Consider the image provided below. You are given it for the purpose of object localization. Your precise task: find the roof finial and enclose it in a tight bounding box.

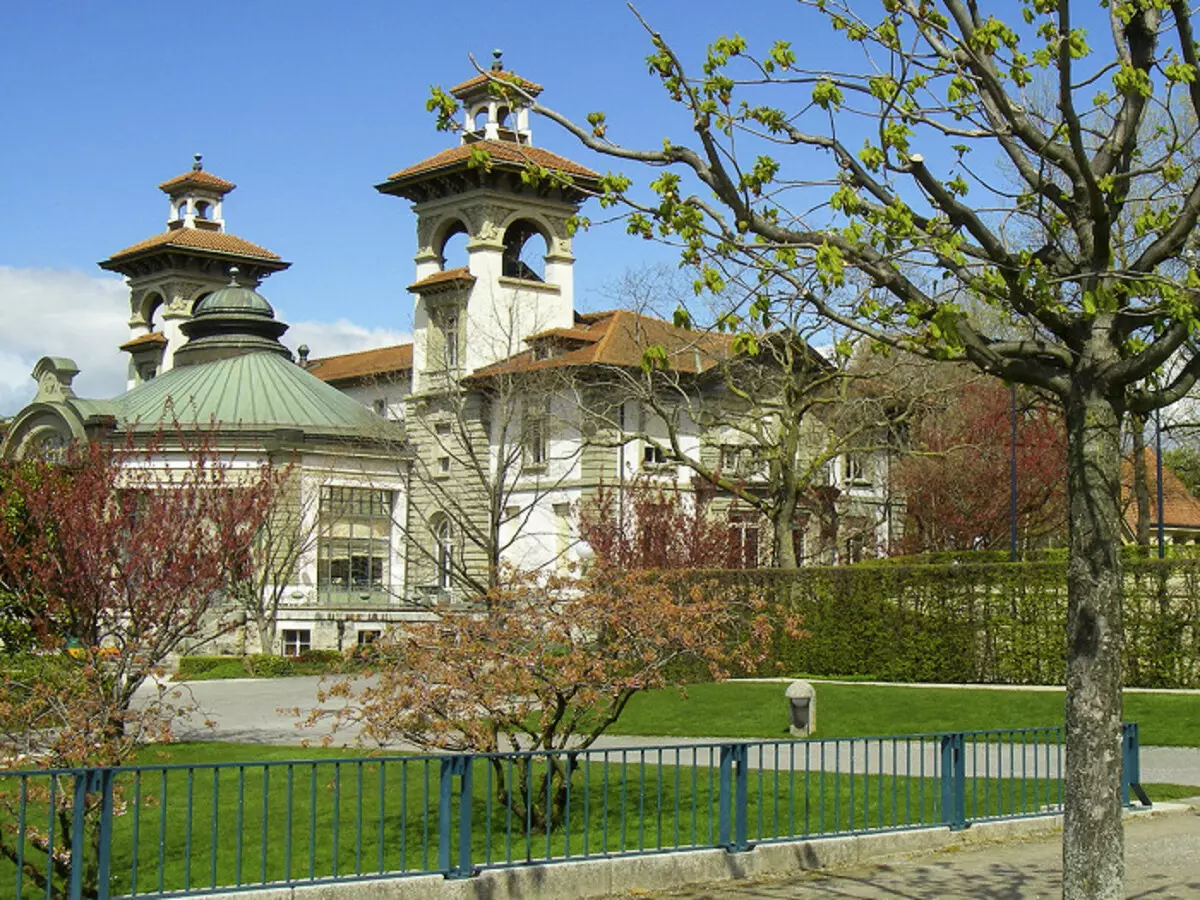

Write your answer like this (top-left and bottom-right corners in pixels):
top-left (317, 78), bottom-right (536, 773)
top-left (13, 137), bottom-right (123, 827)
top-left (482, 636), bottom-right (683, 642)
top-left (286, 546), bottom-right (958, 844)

top-left (297, 344), bottom-right (310, 365)
top-left (192, 153), bottom-right (203, 171)
top-left (491, 49), bottom-right (503, 71)
top-left (228, 266), bottom-right (240, 286)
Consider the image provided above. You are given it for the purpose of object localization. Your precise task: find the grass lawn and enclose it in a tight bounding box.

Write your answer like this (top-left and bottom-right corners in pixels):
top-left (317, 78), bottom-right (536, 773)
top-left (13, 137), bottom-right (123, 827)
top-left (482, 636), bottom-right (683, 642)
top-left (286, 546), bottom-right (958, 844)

top-left (608, 681), bottom-right (1200, 747)
top-left (10, 740), bottom-right (1191, 897)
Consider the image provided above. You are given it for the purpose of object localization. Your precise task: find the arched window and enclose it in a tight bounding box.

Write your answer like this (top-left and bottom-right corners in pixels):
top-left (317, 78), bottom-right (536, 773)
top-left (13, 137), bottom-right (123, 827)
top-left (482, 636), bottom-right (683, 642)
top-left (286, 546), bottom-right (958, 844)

top-left (195, 200), bottom-right (212, 220)
top-left (176, 201), bottom-right (189, 220)
top-left (437, 220), bottom-right (469, 271)
top-left (434, 518), bottom-right (455, 589)
top-left (496, 105), bottom-right (510, 128)
top-left (501, 219), bottom-right (548, 281)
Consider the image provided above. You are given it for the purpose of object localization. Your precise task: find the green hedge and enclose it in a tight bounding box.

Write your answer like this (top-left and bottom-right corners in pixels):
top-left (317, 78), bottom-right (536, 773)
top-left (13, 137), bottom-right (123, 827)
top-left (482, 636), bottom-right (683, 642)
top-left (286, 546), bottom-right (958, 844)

top-left (701, 558), bottom-right (1200, 688)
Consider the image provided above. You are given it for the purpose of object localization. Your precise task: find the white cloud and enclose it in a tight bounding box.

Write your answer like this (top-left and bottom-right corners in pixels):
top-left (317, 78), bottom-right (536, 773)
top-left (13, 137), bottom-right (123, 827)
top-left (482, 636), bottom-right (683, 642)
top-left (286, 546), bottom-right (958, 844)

top-left (0, 268), bottom-right (411, 417)
top-left (279, 316), bottom-right (410, 362)
top-left (0, 267), bottom-right (129, 415)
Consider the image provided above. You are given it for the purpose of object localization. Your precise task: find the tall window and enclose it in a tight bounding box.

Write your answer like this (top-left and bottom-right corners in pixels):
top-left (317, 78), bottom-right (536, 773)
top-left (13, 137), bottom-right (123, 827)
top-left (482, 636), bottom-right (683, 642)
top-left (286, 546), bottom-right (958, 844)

top-left (524, 399), bottom-right (550, 468)
top-left (435, 518), bottom-right (455, 589)
top-left (317, 487), bottom-right (392, 601)
top-left (443, 314), bottom-right (459, 369)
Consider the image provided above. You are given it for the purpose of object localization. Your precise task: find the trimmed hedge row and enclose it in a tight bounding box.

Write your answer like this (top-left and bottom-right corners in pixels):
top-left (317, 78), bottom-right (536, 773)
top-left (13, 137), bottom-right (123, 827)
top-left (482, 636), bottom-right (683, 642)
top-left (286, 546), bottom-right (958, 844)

top-left (705, 558), bottom-right (1200, 688)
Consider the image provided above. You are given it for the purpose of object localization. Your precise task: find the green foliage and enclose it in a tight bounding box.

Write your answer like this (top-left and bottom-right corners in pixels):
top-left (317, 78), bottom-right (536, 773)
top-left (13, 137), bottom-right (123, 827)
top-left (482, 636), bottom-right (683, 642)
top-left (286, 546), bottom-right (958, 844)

top-left (1164, 447), bottom-right (1200, 500)
top-left (695, 558), bottom-right (1200, 689)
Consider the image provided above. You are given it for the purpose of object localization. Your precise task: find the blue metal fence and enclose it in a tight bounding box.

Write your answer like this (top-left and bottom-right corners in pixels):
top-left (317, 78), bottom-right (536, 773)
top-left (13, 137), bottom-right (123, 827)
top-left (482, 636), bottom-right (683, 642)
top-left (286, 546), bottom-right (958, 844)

top-left (0, 724), bottom-right (1149, 899)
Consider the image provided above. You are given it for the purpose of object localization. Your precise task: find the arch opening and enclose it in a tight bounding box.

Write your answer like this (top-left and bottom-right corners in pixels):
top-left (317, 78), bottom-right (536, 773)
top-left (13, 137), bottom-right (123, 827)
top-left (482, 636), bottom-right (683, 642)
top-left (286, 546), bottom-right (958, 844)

top-left (501, 219), bottom-right (549, 281)
top-left (437, 220), bottom-right (469, 271)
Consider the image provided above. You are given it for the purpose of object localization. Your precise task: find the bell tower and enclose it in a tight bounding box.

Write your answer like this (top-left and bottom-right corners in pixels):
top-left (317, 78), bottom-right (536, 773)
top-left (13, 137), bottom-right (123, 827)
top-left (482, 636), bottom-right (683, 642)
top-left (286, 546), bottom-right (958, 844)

top-left (101, 155), bottom-right (290, 389)
top-left (376, 53), bottom-right (600, 394)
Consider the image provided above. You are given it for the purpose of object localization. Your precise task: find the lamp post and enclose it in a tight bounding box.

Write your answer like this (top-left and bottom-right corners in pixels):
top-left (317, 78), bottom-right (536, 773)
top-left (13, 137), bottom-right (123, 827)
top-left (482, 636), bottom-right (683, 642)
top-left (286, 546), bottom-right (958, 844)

top-left (1010, 382), bottom-right (1018, 562)
top-left (1155, 407), bottom-right (1165, 559)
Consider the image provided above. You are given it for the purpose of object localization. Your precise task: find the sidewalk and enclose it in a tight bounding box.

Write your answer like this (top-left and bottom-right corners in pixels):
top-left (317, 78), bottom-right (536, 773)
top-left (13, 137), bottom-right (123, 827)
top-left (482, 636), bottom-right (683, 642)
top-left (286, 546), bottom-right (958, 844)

top-left (647, 802), bottom-right (1200, 898)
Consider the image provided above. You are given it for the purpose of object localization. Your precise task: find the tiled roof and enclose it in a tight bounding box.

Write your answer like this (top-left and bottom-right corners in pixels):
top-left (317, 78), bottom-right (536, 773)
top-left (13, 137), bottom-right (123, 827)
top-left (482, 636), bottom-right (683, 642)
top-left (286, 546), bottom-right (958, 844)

top-left (525, 326), bottom-right (602, 345)
top-left (385, 140), bottom-right (600, 185)
top-left (470, 310), bottom-right (734, 379)
top-left (103, 228), bottom-right (282, 264)
top-left (307, 343), bottom-right (413, 385)
top-left (158, 170), bottom-right (236, 194)
top-left (119, 332), bottom-right (168, 352)
top-left (407, 267), bottom-right (475, 293)
top-left (449, 70), bottom-right (543, 98)
top-left (1122, 449), bottom-right (1200, 531)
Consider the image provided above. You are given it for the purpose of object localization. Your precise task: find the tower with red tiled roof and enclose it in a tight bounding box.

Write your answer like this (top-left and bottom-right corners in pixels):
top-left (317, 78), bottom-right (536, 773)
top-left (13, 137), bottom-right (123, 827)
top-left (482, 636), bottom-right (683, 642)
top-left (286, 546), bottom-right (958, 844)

top-left (100, 155), bottom-right (290, 389)
top-left (376, 52), bottom-right (599, 394)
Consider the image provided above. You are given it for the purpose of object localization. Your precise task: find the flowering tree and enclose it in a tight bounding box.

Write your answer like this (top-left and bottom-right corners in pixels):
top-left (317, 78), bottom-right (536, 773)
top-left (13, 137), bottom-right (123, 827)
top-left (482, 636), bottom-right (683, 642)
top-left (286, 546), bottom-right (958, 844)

top-left (894, 380), bottom-right (1068, 552)
top-left (320, 566), bottom-right (778, 829)
top-left (0, 437), bottom-right (278, 898)
top-left (579, 477), bottom-right (747, 568)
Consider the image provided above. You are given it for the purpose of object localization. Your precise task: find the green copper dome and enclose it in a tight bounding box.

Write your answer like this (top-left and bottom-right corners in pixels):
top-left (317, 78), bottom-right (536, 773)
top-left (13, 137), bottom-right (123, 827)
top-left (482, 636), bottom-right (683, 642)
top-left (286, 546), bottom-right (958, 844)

top-left (115, 351), bottom-right (400, 441)
top-left (193, 283), bottom-right (275, 316)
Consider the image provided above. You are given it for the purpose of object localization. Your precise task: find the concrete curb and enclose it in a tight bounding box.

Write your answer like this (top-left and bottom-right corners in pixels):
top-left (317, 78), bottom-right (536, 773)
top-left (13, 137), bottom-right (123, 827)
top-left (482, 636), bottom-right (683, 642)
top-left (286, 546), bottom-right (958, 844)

top-left (204, 802), bottom-right (1195, 900)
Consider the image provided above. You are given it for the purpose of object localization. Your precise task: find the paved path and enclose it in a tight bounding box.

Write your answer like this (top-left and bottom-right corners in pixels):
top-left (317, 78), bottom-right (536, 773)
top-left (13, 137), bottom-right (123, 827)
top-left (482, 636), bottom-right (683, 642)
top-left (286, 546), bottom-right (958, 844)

top-left (647, 805), bottom-right (1200, 898)
top-left (135, 676), bottom-right (1200, 786)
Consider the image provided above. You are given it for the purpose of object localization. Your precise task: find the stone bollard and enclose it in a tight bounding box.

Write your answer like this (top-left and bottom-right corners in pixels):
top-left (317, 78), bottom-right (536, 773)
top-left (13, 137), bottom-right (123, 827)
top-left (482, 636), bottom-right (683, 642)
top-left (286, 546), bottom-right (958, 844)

top-left (786, 680), bottom-right (816, 737)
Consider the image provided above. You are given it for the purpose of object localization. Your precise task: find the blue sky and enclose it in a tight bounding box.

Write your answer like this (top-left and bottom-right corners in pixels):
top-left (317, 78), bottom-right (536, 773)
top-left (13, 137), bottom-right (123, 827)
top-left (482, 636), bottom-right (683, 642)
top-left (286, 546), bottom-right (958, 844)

top-left (0, 1), bottom-right (1123, 412)
top-left (1, 0), bottom-right (817, 409)
top-left (0, 3), bottom-right (799, 348)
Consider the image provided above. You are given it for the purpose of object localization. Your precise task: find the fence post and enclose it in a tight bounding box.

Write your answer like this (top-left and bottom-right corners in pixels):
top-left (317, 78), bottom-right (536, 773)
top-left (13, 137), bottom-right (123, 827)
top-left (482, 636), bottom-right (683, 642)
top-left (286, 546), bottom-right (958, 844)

top-left (68, 768), bottom-right (114, 900)
top-left (1122, 723), bottom-right (1152, 808)
top-left (438, 755), bottom-right (474, 879)
top-left (940, 733), bottom-right (967, 831)
top-left (718, 744), bottom-right (750, 852)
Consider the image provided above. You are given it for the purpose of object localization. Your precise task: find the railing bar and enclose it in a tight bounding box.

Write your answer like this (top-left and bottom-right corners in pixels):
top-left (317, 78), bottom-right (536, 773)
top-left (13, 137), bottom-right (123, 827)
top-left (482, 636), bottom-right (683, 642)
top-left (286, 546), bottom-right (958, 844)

top-left (157, 770), bottom-right (166, 895)
top-left (485, 760), bottom-right (494, 866)
top-left (210, 768), bottom-right (220, 888)
top-left (848, 740), bottom-right (854, 833)
top-left (525, 757), bottom-right (533, 863)
top-left (504, 757), bottom-right (512, 864)
top-left (44, 776), bottom-right (55, 900)
top-left (184, 767), bottom-right (194, 891)
top-left (878, 738), bottom-right (884, 830)
top-left (378, 762), bottom-right (386, 874)
top-left (690, 748), bottom-right (698, 847)
top-left (545, 755), bottom-right (553, 860)
top-left (583, 754), bottom-right (592, 857)
top-left (656, 748), bottom-right (663, 851)
top-left (308, 763), bottom-right (317, 881)
top-left (234, 767), bottom-right (244, 886)
top-left (16, 777), bottom-right (27, 900)
top-left (333, 762), bottom-right (341, 878)
top-left (355, 760), bottom-right (364, 875)
top-left (634, 750), bottom-right (643, 853)
top-left (891, 739), bottom-right (897, 828)
top-left (620, 751), bottom-right (628, 853)
top-left (672, 748), bottom-right (680, 850)
top-left (400, 763), bottom-right (409, 872)
top-left (602, 752), bottom-right (610, 855)
top-left (788, 742), bottom-right (795, 839)
top-left (129, 771), bottom-right (140, 897)
top-left (819, 741), bottom-right (826, 836)
top-left (282, 766), bottom-right (291, 883)
top-left (422, 761), bottom-right (430, 872)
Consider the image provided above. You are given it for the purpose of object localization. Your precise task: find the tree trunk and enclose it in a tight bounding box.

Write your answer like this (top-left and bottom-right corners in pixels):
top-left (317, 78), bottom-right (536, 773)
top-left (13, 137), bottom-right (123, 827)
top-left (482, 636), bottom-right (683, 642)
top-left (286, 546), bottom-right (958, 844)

top-left (1061, 387), bottom-right (1125, 900)
top-left (257, 618), bottom-right (276, 655)
top-left (1130, 412), bottom-right (1150, 547)
top-left (772, 489), bottom-right (799, 568)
